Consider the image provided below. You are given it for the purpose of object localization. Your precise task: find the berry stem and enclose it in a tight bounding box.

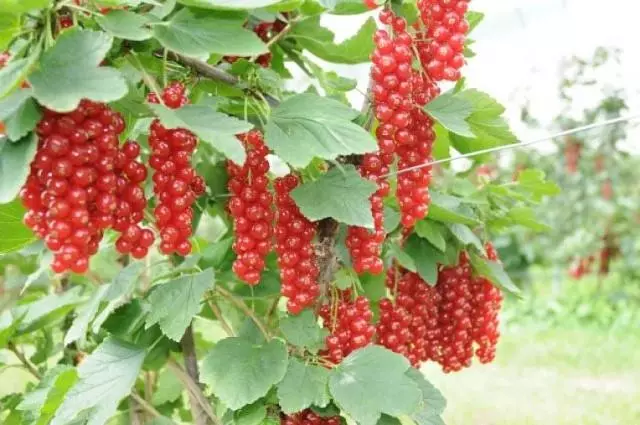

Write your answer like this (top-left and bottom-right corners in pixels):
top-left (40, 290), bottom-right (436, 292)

top-left (215, 286), bottom-right (270, 340)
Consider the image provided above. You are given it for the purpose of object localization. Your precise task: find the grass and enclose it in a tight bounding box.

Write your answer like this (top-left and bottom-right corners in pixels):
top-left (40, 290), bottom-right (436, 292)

top-left (422, 325), bottom-right (640, 425)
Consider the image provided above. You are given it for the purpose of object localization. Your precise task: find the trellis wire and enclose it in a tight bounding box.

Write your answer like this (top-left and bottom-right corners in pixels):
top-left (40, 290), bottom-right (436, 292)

top-left (381, 113), bottom-right (640, 179)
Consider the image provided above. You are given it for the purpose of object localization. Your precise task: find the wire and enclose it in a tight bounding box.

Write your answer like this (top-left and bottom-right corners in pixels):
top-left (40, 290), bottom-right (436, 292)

top-left (381, 112), bottom-right (640, 178)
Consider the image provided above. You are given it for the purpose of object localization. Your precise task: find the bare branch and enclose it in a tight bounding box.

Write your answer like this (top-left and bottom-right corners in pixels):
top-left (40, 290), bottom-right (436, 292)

top-left (181, 325), bottom-right (212, 425)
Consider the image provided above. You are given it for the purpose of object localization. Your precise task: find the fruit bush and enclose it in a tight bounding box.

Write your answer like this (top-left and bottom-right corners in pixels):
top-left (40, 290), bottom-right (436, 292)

top-left (0, 1), bottom-right (557, 424)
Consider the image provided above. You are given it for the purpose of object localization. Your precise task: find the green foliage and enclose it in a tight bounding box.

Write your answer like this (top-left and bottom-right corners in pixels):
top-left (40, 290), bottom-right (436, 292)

top-left (0, 134), bottom-right (38, 204)
top-left (0, 200), bottom-right (36, 253)
top-left (279, 309), bottom-right (328, 352)
top-left (277, 358), bottom-right (331, 413)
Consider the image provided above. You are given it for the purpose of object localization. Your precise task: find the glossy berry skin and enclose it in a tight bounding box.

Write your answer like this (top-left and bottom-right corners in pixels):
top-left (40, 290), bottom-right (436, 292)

top-left (148, 82), bottom-right (202, 256)
top-left (469, 243), bottom-right (503, 363)
top-left (281, 410), bottom-right (341, 425)
top-left (416, 0), bottom-right (470, 82)
top-left (22, 100), bottom-right (127, 273)
top-left (319, 292), bottom-right (376, 364)
top-left (227, 130), bottom-right (273, 285)
top-left (274, 175), bottom-right (320, 314)
top-left (377, 269), bottom-right (441, 367)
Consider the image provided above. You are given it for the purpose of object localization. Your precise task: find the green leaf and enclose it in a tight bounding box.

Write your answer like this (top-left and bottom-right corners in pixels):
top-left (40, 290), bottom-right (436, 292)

top-left (290, 165), bottom-right (377, 227)
top-left (14, 289), bottom-right (83, 334)
top-left (0, 309), bottom-right (23, 348)
top-left (447, 223), bottom-right (482, 251)
top-left (265, 93), bottom-right (377, 168)
top-left (516, 169), bottom-right (561, 200)
top-left (377, 415), bottom-right (402, 425)
top-left (0, 89), bottom-right (41, 141)
top-left (277, 358), bottom-right (330, 413)
top-left (0, 133), bottom-right (38, 203)
top-left (149, 103), bottom-right (251, 165)
top-left (432, 123), bottom-right (450, 160)
top-left (385, 242), bottom-right (416, 273)
top-left (428, 192), bottom-right (480, 226)
top-left (0, 199), bottom-right (36, 254)
top-left (0, 12), bottom-right (20, 50)
top-left (50, 338), bottom-right (146, 425)
top-left (403, 235), bottom-right (441, 285)
top-left (17, 365), bottom-right (77, 425)
top-left (414, 220), bottom-right (446, 252)
top-left (424, 91), bottom-right (475, 137)
top-left (289, 16), bottom-right (375, 64)
top-left (329, 346), bottom-right (422, 425)
top-left (151, 369), bottom-right (183, 405)
top-left (279, 309), bottom-right (328, 353)
top-left (153, 8), bottom-right (268, 58)
top-left (64, 285), bottom-right (110, 346)
top-left (383, 206), bottom-right (400, 234)
top-left (201, 337), bottom-right (288, 409)
top-left (178, 0), bottom-right (283, 8)
top-left (146, 268), bottom-right (214, 341)
top-left (1, 0), bottom-right (50, 15)
top-left (468, 251), bottom-right (520, 295)
top-left (28, 28), bottom-right (128, 112)
top-left (234, 400), bottom-right (267, 425)
top-left (96, 10), bottom-right (152, 41)
top-left (505, 206), bottom-right (550, 232)
top-left (466, 11), bottom-right (485, 33)
top-left (406, 369), bottom-right (446, 425)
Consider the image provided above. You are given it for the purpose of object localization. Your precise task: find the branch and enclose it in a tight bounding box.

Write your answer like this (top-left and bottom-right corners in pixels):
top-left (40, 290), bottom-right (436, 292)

top-left (8, 342), bottom-right (41, 379)
top-left (131, 392), bottom-right (170, 422)
top-left (181, 325), bottom-right (211, 425)
top-left (167, 358), bottom-right (222, 425)
top-left (208, 300), bottom-right (235, 336)
top-left (215, 286), bottom-right (270, 340)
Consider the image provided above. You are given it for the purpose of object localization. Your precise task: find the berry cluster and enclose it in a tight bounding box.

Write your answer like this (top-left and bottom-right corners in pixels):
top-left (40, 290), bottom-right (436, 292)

top-left (227, 130), bottom-right (273, 285)
top-left (112, 141), bottom-right (155, 258)
top-left (319, 292), bottom-right (376, 364)
top-left (417, 0), bottom-right (470, 81)
top-left (21, 100), bottom-right (131, 273)
top-left (377, 270), bottom-right (441, 367)
top-left (274, 175), bottom-right (320, 314)
top-left (470, 243), bottom-right (503, 363)
top-left (281, 410), bottom-right (341, 425)
top-left (148, 83), bottom-right (204, 256)
top-left (224, 18), bottom-right (287, 68)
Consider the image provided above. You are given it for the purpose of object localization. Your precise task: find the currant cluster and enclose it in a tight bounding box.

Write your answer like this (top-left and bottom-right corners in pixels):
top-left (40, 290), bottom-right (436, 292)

top-left (21, 100), bottom-right (128, 273)
top-left (469, 243), bottom-right (503, 363)
top-left (224, 17), bottom-right (286, 67)
top-left (112, 140), bottom-right (155, 259)
top-left (281, 410), bottom-right (341, 425)
top-left (274, 175), bottom-right (320, 314)
top-left (377, 270), bottom-right (441, 367)
top-left (319, 292), bottom-right (376, 364)
top-left (396, 73), bottom-right (439, 228)
top-left (227, 130), bottom-right (273, 285)
top-left (434, 253), bottom-right (474, 372)
top-left (416, 0), bottom-right (470, 81)
top-left (148, 83), bottom-right (204, 256)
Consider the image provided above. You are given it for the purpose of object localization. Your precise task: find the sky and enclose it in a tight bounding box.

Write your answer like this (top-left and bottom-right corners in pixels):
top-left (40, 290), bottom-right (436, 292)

top-left (292, 0), bottom-right (640, 155)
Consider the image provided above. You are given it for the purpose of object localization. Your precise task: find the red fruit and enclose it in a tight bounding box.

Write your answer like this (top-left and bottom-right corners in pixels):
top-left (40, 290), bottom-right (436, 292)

top-left (281, 410), bottom-right (341, 425)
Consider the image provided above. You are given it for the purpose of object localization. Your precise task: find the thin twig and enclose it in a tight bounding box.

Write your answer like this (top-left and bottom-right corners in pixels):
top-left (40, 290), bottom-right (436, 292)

top-left (167, 359), bottom-right (222, 425)
top-left (181, 325), bottom-right (210, 425)
top-left (215, 286), bottom-right (270, 340)
top-left (208, 300), bottom-right (235, 336)
top-left (8, 342), bottom-right (41, 379)
top-left (131, 392), bottom-right (171, 422)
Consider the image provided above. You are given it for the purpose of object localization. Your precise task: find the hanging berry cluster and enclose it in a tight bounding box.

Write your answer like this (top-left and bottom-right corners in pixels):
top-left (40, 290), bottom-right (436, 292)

top-left (417, 0), bottom-right (470, 82)
top-left (21, 100), bottom-right (143, 273)
top-left (148, 83), bottom-right (205, 257)
top-left (227, 130), bottom-right (273, 285)
top-left (281, 409), bottom-right (341, 425)
top-left (377, 247), bottom-right (503, 373)
top-left (274, 175), bottom-right (320, 314)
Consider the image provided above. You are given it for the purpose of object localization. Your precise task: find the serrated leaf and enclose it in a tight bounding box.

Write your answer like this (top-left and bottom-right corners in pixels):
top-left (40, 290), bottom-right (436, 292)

top-left (424, 91), bottom-right (475, 137)
top-left (466, 11), bottom-right (484, 33)
top-left (0, 133), bottom-right (38, 203)
top-left (386, 242), bottom-right (416, 273)
top-left (406, 369), bottom-right (446, 425)
top-left (277, 358), bottom-right (330, 413)
top-left (234, 400), bottom-right (267, 425)
top-left (0, 55), bottom-right (35, 99)
top-left (469, 251), bottom-right (520, 295)
top-left (290, 165), bottom-right (377, 227)
top-left (50, 338), bottom-right (145, 425)
top-left (153, 8), bottom-right (268, 57)
top-left (28, 28), bottom-right (128, 112)
top-left (64, 285), bottom-right (110, 346)
top-left (289, 16), bottom-right (375, 64)
top-left (201, 337), bottom-right (288, 409)
top-left (414, 220), bottom-right (446, 252)
top-left (151, 369), bottom-right (183, 405)
top-left (0, 89), bottom-right (41, 141)
top-left (428, 192), bottom-right (480, 226)
top-left (17, 365), bottom-right (77, 425)
top-left (96, 10), bottom-right (152, 41)
top-left (14, 287), bottom-right (84, 334)
top-left (403, 235), bottom-right (441, 285)
top-left (517, 169), bottom-right (561, 200)
top-left (329, 346), bottom-right (422, 425)
top-left (177, 0), bottom-right (282, 8)
top-left (279, 309), bottom-right (328, 352)
top-left (0, 199), bottom-right (36, 253)
top-left (447, 223), bottom-right (483, 251)
top-left (146, 268), bottom-right (214, 341)
top-left (265, 94), bottom-right (376, 168)
top-left (149, 103), bottom-right (251, 165)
